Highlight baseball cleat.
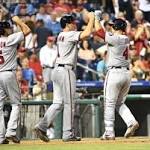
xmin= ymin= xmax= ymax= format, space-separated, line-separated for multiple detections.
xmin=0 ymin=139 xmax=9 ymax=144
xmin=63 ymin=136 xmax=81 ymax=142
xmin=124 ymin=121 xmax=139 ymax=138
xmin=101 ymin=131 xmax=115 ymax=140
xmin=6 ymin=135 xmax=20 ymax=143
xmin=34 ymin=127 xmax=49 ymax=142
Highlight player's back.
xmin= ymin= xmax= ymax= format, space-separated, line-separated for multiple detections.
xmin=56 ymin=31 xmax=81 ymax=67
xmin=105 ymin=32 xmax=130 ymax=68
xmin=0 ymin=32 xmax=24 ymax=71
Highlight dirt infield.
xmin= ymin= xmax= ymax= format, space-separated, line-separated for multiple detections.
xmin=21 ymin=137 xmax=150 ymax=145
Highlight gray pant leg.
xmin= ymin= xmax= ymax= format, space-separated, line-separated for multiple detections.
xmin=37 ymin=103 xmax=63 ymax=132
xmin=37 ymin=72 xmax=63 ymax=132
xmin=0 ymin=102 xmax=5 ymax=143
xmin=0 ymin=73 xmax=8 ymax=142
xmin=4 ymin=72 xmax=21 ymax=136
xmin=104 ymin=71 xmax=120 ymax=131
xmin=116 ymin=75 xmax=136 ymax=127
xmin=62 ymin=70 xmax=76 ymax=139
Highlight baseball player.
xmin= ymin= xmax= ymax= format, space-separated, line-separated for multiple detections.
xmin=34 ymin=12 xmax=95 ymax=142
xmin=94 ymin=11 xmax=139 ymax=140
xmin=0 ymin=16 xmax=31 ymax=144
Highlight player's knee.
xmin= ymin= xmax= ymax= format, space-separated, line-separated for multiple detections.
xmin=115 ymin=102 xmax=123 ymax=112
xmin=11 ymin=104 xmax=21 ymax=110
xmin=53 ymin=103 xmax=63 ymax=111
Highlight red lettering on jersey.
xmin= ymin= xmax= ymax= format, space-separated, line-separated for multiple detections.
xmin=59 ymin=36 xmax=64 ymax=42
xmin=0 ymin=50 xmax=5 ymax=64
xmin=0 ymin=42 xmax=6 ymax=48
xmin=123 ymin=48 xmax=128 ymax=60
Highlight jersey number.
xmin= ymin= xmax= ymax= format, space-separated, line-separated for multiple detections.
xmin=0 ymin=50 xmax=5 ymax=64
xmin=123 ymin=48 xmax=128 ymax=60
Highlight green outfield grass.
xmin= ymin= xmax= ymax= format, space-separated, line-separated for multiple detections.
xmin=1 ymin=138 xmax=150 ymax=150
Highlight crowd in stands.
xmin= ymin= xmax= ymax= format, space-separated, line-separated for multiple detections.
xmin=1 ymin=0 xmax=150 ymax=100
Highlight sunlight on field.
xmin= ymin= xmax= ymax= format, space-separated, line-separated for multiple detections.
xmin=1 ymin=137 xmax=150 ymax=150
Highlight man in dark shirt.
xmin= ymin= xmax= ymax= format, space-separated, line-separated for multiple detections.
xmin=34 ymin=19 xmax=52 ymax=50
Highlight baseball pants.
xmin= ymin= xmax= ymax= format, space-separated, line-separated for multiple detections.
xmin=104 ymin=68 xmax=137 ymax=132
xmin=36 ymin=65 xmax=76 ymax=139
xmin=0 ymin=71 xmax=21 ymax=143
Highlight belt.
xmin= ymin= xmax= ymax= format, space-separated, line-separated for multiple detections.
xmin=110 ymin=66 xmax=129 ymax=70
xmin=42 ymin=66 xmax=54 ymax=69
xmin=0 ymin=70 xmax=14 ymax=72
xmin=57 ymin=64 xmax=74 ymax=70
xmin=58 ymin=64 xmax=65 ymax=67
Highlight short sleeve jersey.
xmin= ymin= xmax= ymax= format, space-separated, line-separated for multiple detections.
xmin=105 ymin=32 xmax=130 ymax=68
xmin=0 ymin=32 xmax=24 ymax=71
xmin=56 ymin=31 xmax=81 ymax=67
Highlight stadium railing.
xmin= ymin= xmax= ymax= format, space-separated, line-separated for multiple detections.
xmin=5 ymin=94 xmax=150 ymax=139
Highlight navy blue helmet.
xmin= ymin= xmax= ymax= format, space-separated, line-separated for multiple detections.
xmin=60 ymin=14 xmax=75 ymax=29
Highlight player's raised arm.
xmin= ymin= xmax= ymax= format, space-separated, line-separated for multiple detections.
xmin=79 ymin=12 xmax=95 ymax=40
xmin=12 ymin=16 xmax=31 ymax=36
xmin=94 ymin=10 xmax=102 ymax=31
xmin=94 ymin=10 xmax=105 ymax=39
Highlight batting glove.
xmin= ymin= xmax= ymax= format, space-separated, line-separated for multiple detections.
xmin=94 ymin=10 xmax=102 ymax=21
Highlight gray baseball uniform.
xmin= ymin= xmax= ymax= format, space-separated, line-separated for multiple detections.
xmin=103 ymin=32 xmax=137 ymax=133
xmin=0 ymin=32 xmax=24 ymax=143
xmin=36 ymin=31 xmax=81 ymax=139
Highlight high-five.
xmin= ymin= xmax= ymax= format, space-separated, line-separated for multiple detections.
xmin=94 ymin=11 xmax=139 ymax=140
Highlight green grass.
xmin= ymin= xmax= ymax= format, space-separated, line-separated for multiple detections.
xmin=1 ymin=138 xmax=150 ymax=150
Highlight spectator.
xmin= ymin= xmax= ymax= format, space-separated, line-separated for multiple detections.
xmin=104 ymin=21 xmax=113 ymax=32
xmin=100 ymin=12 xmax=110 ymax=29
xmin=96 ymin=44 xmax=107 ymax=81
xmin=78 ymin=40 xmax=96 ymax=80
xmin=36 ymin=4 xmax=51 ymax=28
xmin=138 ymin=0 xmax=150 ymax=22
xmin=21 ymin=57 xmax=37 ymax=97
xmin=34 ymin=19 xmax=53 ymax=50
xmin=131 ymin=0 xmax=139 ymax=12
xmin=32 ymin=75 xmax=43 ymax=101
xmin=46 ymin=11 xmax=62 ymax=36
xmin=13 ymin=0 xmax=36 ymax=16
xmin=45 ymin=3 xmax=54 ymax=15
xmin=130 ymin=10 xmax=150 ymax=56
xmin=16 ymin=69 xmax=30 ymax=100
xmin=29 ymin=53 xmax=42 ymax=78
xmin=118 ymin=0 xmax=134 ymax=21
xmin=39 ymin=36 xmax=57 ymax=98
xmin=133 ymin=54 xmax=150 ymax=79
xmin=131 ymin=58 xmax=146 ymax=80
xmin=54 ymin=0 xmax=71 ymax=13
xmin=17 ymin=47 xmax=27 ymax=68
xmin=90 ymin=32 xmax=104 ymax=51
